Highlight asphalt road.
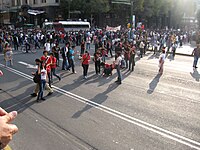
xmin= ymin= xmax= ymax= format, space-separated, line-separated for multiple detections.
xmin=0 ymin=45 xmax=200 ymax=150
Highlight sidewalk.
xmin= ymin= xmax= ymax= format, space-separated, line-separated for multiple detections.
xmin=148 ymin=42 xmax=196 ymax=57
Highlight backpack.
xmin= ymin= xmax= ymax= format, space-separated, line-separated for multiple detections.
xmin=33 ymin=71 xmax=41 ymax=83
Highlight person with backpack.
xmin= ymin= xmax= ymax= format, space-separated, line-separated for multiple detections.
xmin=114 ymin=52 xmax=122 ymax=84
xmin=81 ymin=51 xmax=91 ymax=79
xmin=31 ymin=59 xmax=53 ymax=97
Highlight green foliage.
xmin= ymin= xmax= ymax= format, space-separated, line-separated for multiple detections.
xmin=60 ymin=0 xmax=197 ymax=28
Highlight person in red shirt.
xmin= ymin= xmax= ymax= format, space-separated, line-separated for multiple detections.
xmin=49 ymin=53 xmax=61 ymax=82
xmin=82 ymin=51 xmax=90 ymax=79
xmin=41 ymin=50 xmax=52 ymax=87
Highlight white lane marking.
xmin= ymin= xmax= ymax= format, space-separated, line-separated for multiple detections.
xmin=18 ymin=61 xmax=37 ymax=69
xmin=0 ymin=52 xmax=21 ymax=56
xmin=1 ymin=64 xmax=200 ymax=150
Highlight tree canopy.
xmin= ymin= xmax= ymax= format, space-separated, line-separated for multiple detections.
xmin=60 ymin=0 xmax=197 ymax=27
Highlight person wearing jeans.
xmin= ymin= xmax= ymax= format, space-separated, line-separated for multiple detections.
xmin=37 ymin=61 xmax=47 ymax=102
xmin=94 ymin=50 xmax=101 ymax=75
xmin=192 ymin=45 xmax=200 ymax=69
xmin=49 ymin=53 xmax=61 ymax=82
xmin=82 ymin=51 xmax=90 ymax=79
xmin=114 ymin=53 xmax=122 ymax=84
xmin=67 ymin=46 xmax=77 ymax=74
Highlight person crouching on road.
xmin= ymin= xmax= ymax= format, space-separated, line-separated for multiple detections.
xmin=114 ymin=52 xmax=122 ymax=84
xmin=37 ymin=61 xmax=47 ymax=102
xmin=49 ymin=53 xmax=61 ymax=82
xmin=82 ymin=51 xmax=90 ymax=79
xmin=158 ymin=48 xmax=166 ymax=75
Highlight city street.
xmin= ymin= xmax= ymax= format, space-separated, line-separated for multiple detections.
xmin=0 ymin=45 xmax=200 ymax=150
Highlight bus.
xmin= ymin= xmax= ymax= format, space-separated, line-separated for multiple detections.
xmin=44 ymin=21 xmax=90 ymax=32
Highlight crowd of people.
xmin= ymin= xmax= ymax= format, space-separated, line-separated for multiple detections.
xmin=0 ymin=27 xmax=200 ymax=101
xmin=0 ymin=26 xmax=200 ymax=148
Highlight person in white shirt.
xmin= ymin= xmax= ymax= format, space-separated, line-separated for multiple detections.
xmin=158 ymin=48 xmax=166 ymax=75
xmin=114 ymin=52 xmax=122 ymax=84
xmin=86 ymin=36 xmax=91 ymax=50
xmin=44 ymin=40 xmax=51 ymax=52
xmin=37 ymin=61 xmax=47 ymax=102
xmin=139 ymin=40 xmax=145 ymax=58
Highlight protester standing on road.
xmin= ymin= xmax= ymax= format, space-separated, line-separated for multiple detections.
xmin=82 ymin=51 xmax=90 ymax=79
xmin=0 ymin=108 xmax=18 ymax=149
xmin=67 ymin=45 xmax=77 ymax=74
xmin=80 ymin=39 xmax=85 ymax=57
xmin=158 ymin=48 xmax=166 ymax=75
xmin=192 ymin=44 xmax=200 ymax=69
xmin=52 ymin=44 xmax=60 ymax=67
xmin=44 ymin=40 xmax=51 ymax=53
xmin=129 ymin=44 xmax=136 ymax=72
xmin=37 ymin=61 xmax=47 ymax=102
xmin=61 ymin=42 xmax=69 ymax=70
xmin=139 ymin=40 xmax=145 ymax=58
xmin=86 ymin=36 xmax=91 ymax=51
xmin=41 ymin=51 xmax=52 ymax=87
xmin=13 ymin=34 xmax=19 ymax=51
xmin=49 ymin=53 xmax=61 ymax=82
xmin=31 ymin=59 xmax=53 ymax=97
xmin=4 ymin=43 xmax=13 ymax=67
xmin=94 ymin=50 xmax=101 ymax=75
xmin=114 ymin=52 xmax=122 ymax=84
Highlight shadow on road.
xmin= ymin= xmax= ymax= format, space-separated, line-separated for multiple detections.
xmin=190 ymin=69 xmax=200 ymax=82
xmin=71 ymin=83 xmax=119 ymax=118
xmin=0 ymin=86 xmax=36 ymax=114
xmin=147 ymin=74 xmax=161 ymax=94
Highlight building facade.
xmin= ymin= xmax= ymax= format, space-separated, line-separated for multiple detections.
xmin=1 ymin=0 xmax=60 ymax=27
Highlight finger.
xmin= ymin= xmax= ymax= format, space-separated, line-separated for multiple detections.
xmin=0 ymin=107 xmax=8 ymax=116
xmin=9 ymin=124 xmax=18 ymax=135
xmin=0 ymin=142 xmax=7 ymax=149
xmin=2 ymin=111 xmax=17 ymax=123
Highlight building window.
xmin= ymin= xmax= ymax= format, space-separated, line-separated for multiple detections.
xmin=25 ymin=0 xmax=28 ymax=4
xmin=42 ymin=0 xmax=46 ymax=3
xmin=55 ymin=0 xmax=59 ymax=3
xmin=34 ymin=0 xmax=37 ymax=4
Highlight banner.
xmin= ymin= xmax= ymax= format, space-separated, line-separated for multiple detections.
xmin=106 ymin=25 xmax=121 ymax=32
